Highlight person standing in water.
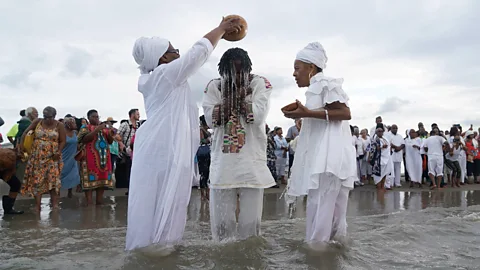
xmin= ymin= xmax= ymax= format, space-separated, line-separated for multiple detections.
xmin=202 ymin=48 xmax=275 ymax=241
xmin=283 ymin=42 xmax=356 ymax=248
xmin=125 ymin=17 xmax=242 ymax=251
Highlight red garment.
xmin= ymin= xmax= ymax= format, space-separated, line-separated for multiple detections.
xmin=465 ymin=141 xmax=480 ymax=160
xmin=79 ymin=124 xmax=113 ymax=190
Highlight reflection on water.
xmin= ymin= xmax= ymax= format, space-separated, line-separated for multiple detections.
xmin=1 ymin=190 xmax=480 ymax=269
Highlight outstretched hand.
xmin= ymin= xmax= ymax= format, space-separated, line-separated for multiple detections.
xmin=283 ymin=100 xmax=310 ymax=119
xmin=219 ymin=17 xmax=241 ymax=35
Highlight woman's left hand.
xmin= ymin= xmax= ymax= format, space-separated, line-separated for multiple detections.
xmin=283 ymin=100 xmax=309 ymax=119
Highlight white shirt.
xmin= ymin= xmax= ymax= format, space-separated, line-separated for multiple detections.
xmin=274 ymin=135 xmax=288 ymax=158
xmin=202 ymin=75 xmax=275 ymax=189
xmin=423 ymin=135 xmax=446 ymax=157
xmin=354 ymin=136 xmax=364 ymax=156
xmin=446 ymin=144 xmax=461 ymax=161
xmin=389 ymin=133 xmax=405 ymax=163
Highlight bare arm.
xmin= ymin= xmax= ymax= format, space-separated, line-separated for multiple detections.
xmin=19 ymin=119 xmax=41 ymax=150
xmin=304 ymin=102 xmax=351 ymax=121
xmin=57 ymin=123 xmax=66 ymax=152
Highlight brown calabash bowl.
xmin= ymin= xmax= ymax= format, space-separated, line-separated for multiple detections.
xmin=223 ymin=15 xmax=248 ymax=42
xmin=281 ymin=102 xmax=298 ymax=112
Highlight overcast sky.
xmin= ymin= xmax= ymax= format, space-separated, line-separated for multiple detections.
xmin=1 ymin=0 xmax=479 ymax=138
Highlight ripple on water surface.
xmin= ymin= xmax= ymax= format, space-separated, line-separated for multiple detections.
xmin=0 ymin=190 xmax=479 ymax=269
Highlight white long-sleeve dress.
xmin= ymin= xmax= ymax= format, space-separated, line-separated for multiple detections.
xmin=405 ymin=137 xmax=423 ymax=183
xmin=126 ymin=38 xmax=214 ymax=251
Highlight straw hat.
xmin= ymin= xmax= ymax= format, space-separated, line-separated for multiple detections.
xmin=106 ymin=117 xmax=117 ymax=124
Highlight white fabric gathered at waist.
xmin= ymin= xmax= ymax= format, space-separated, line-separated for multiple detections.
xmin=287 ymin=172 xmax=354 ymax=197
xmin=210 ymin=182 xmax=275 ymax=189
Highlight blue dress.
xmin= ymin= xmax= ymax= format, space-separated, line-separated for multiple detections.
xmin=61 ymin=133 xmax=80 ymax=190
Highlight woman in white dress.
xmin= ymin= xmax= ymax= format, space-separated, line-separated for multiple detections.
xmin=282 ymin=42 xmax=356 ymax=247
xmin=404 ymin=129 xmax=423 ymax=187
xmin=368 ymin=125 xmax=394 ymax=191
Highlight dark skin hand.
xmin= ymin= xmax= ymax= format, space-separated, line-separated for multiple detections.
xmin=81 ymin=123 xmax=114 ymax=145
xmin=283 ymin=100 xmax=351 ymax=121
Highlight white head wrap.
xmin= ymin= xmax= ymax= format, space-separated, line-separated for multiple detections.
xmin=132 ymin=37 xmax=170 ymax=74
xmin=465 ymin=130 xmax=474 ymax=138
xmin=295 ymin=42 xmax=328 ymax=70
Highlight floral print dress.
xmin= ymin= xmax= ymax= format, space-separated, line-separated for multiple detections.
xmin=22 ymin=121 xmax=63 ymax=196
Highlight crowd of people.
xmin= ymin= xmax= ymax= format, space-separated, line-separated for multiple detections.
xmin=0 ymin=107 xmax=143 ymax=213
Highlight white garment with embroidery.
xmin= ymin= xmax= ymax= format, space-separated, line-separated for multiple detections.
xmin=288 ymin=73 xmax=356 ymax=197
xmin=202 ymin=75 xmax=275 ymax=189
xmin=126 ymin=38 xmax=214 ymax=251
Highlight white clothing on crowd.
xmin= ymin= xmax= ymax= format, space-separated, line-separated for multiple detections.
xmin=274 ymin=135 xmax=289 ymax=178
xmin=372 ymin=136 xmax=394 ymax=185
xmin=126 ymin=38 xmax=214 ymax=251
xmin=423 ymin=135 xmax=446 ymax=177
xmin=389 ymin=133 xmax=404 ymax=187
xmin=449 ymin=136 xmax=466 ymax=183
xmin=287 ymin=66 xmax=356 ymax=245
xmin=405 ymin=137 xmax=423 ymax=183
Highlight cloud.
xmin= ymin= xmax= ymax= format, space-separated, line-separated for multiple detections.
xmin=61 ymin=46 xmax=94 ymax=77
xmin=1 ymin=0 xmax=480 ymax=137
xmin=376 ymin=97 xmax=410 ymax=115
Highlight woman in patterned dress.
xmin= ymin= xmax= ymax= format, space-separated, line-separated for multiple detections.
xmin=77 ymin=109 xmax=114 ymax=205
xmin=20 ymin=106 xmax=66 ymax=211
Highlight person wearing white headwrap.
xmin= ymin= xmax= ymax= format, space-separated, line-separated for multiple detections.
xmin=405 ymin=129 xmax=423 ymax=187
xmin=126 ymin=17 xmax=242 ymax=251
xmin=282 ymin=42 xmax=356 ymax=248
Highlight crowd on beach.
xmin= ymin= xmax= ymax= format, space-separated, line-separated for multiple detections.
xmin=1 ymin=106 xmax=480 ymax=215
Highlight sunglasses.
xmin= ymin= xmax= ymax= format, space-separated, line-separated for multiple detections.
xmin=166 ymin=49 xmax=179 ymax=54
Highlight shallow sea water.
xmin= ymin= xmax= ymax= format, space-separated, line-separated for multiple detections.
xmin=1 ymin=189 xmax=479 ymax=270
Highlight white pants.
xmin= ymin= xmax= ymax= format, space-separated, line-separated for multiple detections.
xmin=393 ymin=162 xmax=402 ymax=187
xmin=459 ymin=153 xmax=466 ymax=183
xmin=428 ymin=155 xmax=444 ymax=177
xmin=306 ymin=185 xmax=350 ymax=244
xmin=276 ymin=157 xmax=287 ymax=178
xmin=210 ymin=188 xmax=264 ymax=241
xmin=360 ymin=158 xmax=371 ymax=177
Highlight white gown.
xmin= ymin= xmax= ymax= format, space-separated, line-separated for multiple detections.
xmin=126 ymin=38 xmax=214 ymax=251
xmin=405 ymin=137 xmax=423 ymax=183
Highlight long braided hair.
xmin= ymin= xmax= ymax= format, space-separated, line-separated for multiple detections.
xmin=218 ymin=48 xmax=252 ymax=126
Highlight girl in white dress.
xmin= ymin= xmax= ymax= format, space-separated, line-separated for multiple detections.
xmin=405 ymin=129 xmax=423 ymax=187
xmin=282 ymin=42 xmax=356 ymax=247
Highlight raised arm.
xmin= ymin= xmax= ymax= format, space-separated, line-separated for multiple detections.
xmin=164 ymin=18 xmax=242 ymax=86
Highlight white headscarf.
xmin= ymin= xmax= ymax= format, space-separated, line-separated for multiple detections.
xmin=295 ymin=42 xmax=328 ymax=70
xmin=132 ymin=37 xmax=170 ymax=75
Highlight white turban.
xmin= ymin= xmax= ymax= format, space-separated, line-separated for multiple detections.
xmin=295 ymin=42 xmax=328 ymax=70
xmin=132 ymin=37 xmax=170 ymax=74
